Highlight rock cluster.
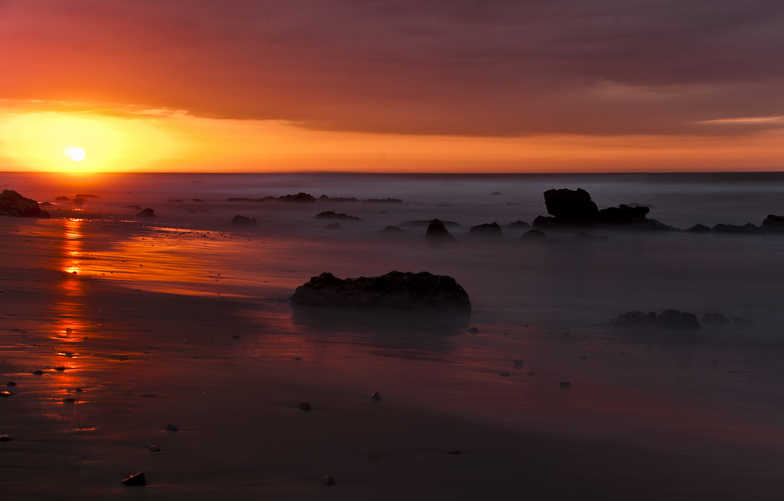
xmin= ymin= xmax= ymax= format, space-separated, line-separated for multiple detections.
xmin=230 ymin=215 xmax=257 ymax=226
xmin=314 ymin=211 xmax=361 ymax=221
xmin=291 ymin=271 xmax=471 ymax=313
xmin=0 ymin=190 xmax=50 ymax=218
xmin=467 ymin=222 xmax=503 ymax=238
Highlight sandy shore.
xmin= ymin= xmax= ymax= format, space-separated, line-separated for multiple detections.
xmin=2 ymin=217 xmax=784 ymax=499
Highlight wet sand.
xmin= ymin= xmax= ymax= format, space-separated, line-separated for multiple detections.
xmin=2 ymin=217 xmax=784 ymax=499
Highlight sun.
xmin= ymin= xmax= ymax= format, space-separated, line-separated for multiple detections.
xmin=66 ymin=147 xmax=86 ymax=162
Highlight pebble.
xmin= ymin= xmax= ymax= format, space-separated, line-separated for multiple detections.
xmin=6 ymin=382 xmax=15 ymax=387
xmin=320 ymin=475 xmax=335 ymax=486
xmin=513 ymin=360 xmax=524 ymax=370
xmin=122 ymin=471 xmax=146 ymax=486
xmin=500 ymin=372 xmax=510 ymax=377
xmin=33 ymin=370 xmax=43 ymax=375
xmin=447 ymin=450 xmax=460 ymax=455
xmin=63 ymin=398 xmax=75 ymax=403
xmin=297 ymin=402 xmax=311 ymax=411
xmin=166 ymin=423 xmax=179 ymax=432
xmin=559 ymin=381 xmax=572 ymax=389
xmin=371 ymin=391 xmax=381 ymax=401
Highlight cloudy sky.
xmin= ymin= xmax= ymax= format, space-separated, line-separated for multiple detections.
xmin=1 ymin=0 xmax=783 ymax=172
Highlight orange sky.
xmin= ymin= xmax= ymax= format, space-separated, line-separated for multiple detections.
xmin=1 ymin=1 xmax=783 ymax=173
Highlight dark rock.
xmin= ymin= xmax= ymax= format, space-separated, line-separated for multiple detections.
xmin=761 ymin=214 xmax=784 ymax=233
xmin=39 ymin=201 xmax=51 ymax=206
xmin=63 ymin=397 xmax=75 ymax=403
xmin=401 ymin=220 xmax=460 ymax=228
xmin=122 ymin=471 xmax=146 ymax=486
xmin=314 ymin=211 xmax=361 ymax=221
xmin=371 ymin=391 xmax=381 ymax=401
xmin=127 ymin=205 xmax=142 ymax=210
xmin=292 ymin=271 xmax=471 ymax=313
xmin=513 ymin=360 xmax=524 ymax=370
xmin=136 ymin=208 xmax=155 ymax=217
xmin=505 ymin=220 xmax=531 ymax=229
xmin=0 ymin=391 xmax=11 ymax=397
xmin=447 ymin=450 xmax=460 ymax=455
xmin=168 ymin=199 xmax=184 ymax=203
xmin=0 ymin=435 xmax=11 ymax=442
xmin=559 ymin=381 xmax=571 ymax=389
xmin=0 ymin=190 xmax=50 ymax=218
xmin=467 ymin=222 xmax=503 ymax=238
xmin=279 ymin=192 xmax=316 ymax=203
xmin=701 ymin=313 xmax=729 ymax=326
xmin=521 ymin=229 xmax=547 ymax=240
xmin=611 ymin=311 xmax=657 ymax=327
xmin=55 ymin=196 xmax=71 ymax=201
xmin=686 ymin=224 xmax=712 ymax=233
xmin=33 ymin=370 xmax=43 ymax=375
xmin=380 ymin=225 xmax=407 ymax=234
xmin=657 ymin=310 xmax=700 ymax=330
xmin=712 ymin=223 xmax=764 ymax=235
xmin=297 ymin=402 xmax=311 ymax=411
xmin=426 ymin=219 xmax=457 ymax=243
xmin=490 ymin=192 xmax=502 ymax=195
xmin=193 ymin=199 xmax=204 ymax=202
xmin=733 ymin=317 xmax=754 ymax=327
xmin=6 ymin=382 xmax=16 ymax=387
xmin=365 ymin=198 xmax=402 ymax=204
xmin=319 ymin=195 xmax=359 ymax=202
xmin=574 ymin=232 xmax=608 ymax=241
xmin=75 ymin=193 xmax=98 ymax=198
xmin=544 ymin=188 xmax=598 ymax=221
xmin=500 ymin=372 xmax=510 ymax=377
xmin=230 ymin=215 xmax=257 ymax=226
xmin=467 ymin=327 xmax=479 ymax=334
xmin=323 ymin=222 xmax=341 ymax=230
xmin=232 ymin=335 xmax=240 ymax=339
xmin=149 ymin=446 xmax=160 ymax=452
xmin=321 ymin=475 xmax=335 ymax=486
xmin=72 ymin=198 xmax=85 ymax=206
xmin=54 ymin=366 xmax=66 ymax=371
xmin=165 ymin=423 xmax=178 ymax=432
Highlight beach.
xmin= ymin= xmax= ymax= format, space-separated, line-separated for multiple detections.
xmin=2 ymin=173 xmax=784 ymax=499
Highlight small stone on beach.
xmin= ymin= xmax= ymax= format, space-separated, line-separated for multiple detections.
xmin=320 ymin=475 xmax=335 ymax=486
xmin=122 ymin=471 xmax=146 ymax=486
xmin=166 ymin=423 xmax=179 ymax=432
xmin=559 ymin=381 xmax=572 ymax=389
xmin=6 ymin=382 xmax=15 ymax=387
xmin=297 ymin=402 xmax=311 ymax=411
xmin=371 ymin=391 xmax=381 ymax=401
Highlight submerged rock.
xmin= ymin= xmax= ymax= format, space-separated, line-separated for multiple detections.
xmin=136 ymin=208 xmax=155 ymax=217
xmin=505 ymin=220 xmax=531 ymax=229
xmin=426 ymin=219 xmax=457 ymax=243
xmin=230 ymin=215 xmax=257 ymax=226
xmin=0 ymin=190 xmax=50 ymax=218
xmin=291 ymin=271 xmax=471 ymax=313
xmin=467 ymin=222 xmax=503 ymax=238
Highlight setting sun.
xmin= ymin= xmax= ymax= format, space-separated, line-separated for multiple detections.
xmin=66 ymin=146 xmax=86 ymax=162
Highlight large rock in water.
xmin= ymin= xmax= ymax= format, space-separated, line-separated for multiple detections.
xmin=467 ymin=222 xmax=503 ymax=238
xmin=542 ymin=188 xmax=598 ymax=221
xmin=291 ymin=271 xmax=471 ymax=313
xmin=761 ymin=215 xmax=784 ymax=233
xmin=0 ymin=190 xmax=50 ymax=218
xmin=426 ymin=219 xmax=457 ymax=243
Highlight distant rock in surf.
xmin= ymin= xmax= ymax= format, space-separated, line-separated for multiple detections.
xmin=380 ymin=226 xmax=407 ymax=234
xmin=291 ymin=271 xmax=471 ymax=313
xmin=72 ymin=198 xmax=85 ymax=206
xmin=505 ymin=220 xmax=531 ymax=229
xmin=323 ymin=222 xmax=341 ymax=230
xmin=490 ymin=192 xmax=502 ymax=195
xmin=401 ymin=219 xmax=461 ymax=228
xmin=426 ymin=219 xmax=457 ymax=243
xmin=686 ymin=224 xmax=712 ymax=233
xmin=612 ymin=310 xmax=699 ymax=330
xmin=532 ymin=188 xmax=675 ymax=231
xmin=230 ymin=215 xmax=257 ymax=226
xmin=136 ymin=208 xmax=155 ymax=217
xmin=0 ymin=190 xmax=50 ymax=218
xmin=701 ymin=313 xmax=729 ymax=326
xmin=762 ymin=214 xmax=784 ymax=233
xmin=318 ymin=195 xmax=359 ymax=202
xmin=521 ymin=229 xmax=547 ymax=240
xmin=55 ymin=196 xmax=71 ymax=201
xmin=365 ymin=198 xmax=402 ymax=204
xmin=467 ymin=222 xmax=503 ymax=238
xmin=279 ymin=192 xmax=316 ymax=203
xmin=75 ymin=193 xmax=98 ymax=198
xmin=314 ymin=211 xmax=361 ymax=221
xmin=712 ymin=223 xmax=764 ymax=235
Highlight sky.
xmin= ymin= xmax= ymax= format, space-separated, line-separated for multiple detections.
xmin=1 ymin=0 xmax=783 ymax=173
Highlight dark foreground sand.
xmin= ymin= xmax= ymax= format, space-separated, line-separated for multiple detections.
xmin=2 ymin=218 xmax=783 ymax=500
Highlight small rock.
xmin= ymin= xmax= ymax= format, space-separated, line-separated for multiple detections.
xmin=500 ymin=372 xmax=510 ymax=377
xmin=148 ymin=446 xmax=160 ymax=452
xmin=294 ymin=357 xmax=302 ymax=361
xmin=521 ymin=229 xmax=547 ymax=240
xmin=513 ymin=360 xmax=524 ymax=370
xmin=166 ymin=423 xmax=179 ymax=432
xmin=371 ymin=391 xmax=381 ymax=401
xmin=447 ymin=450 xmax=460 ymax=455
xmin=0 ymin=391 xmax=11 ymax=397
xmin=467 ymin=327 xmax=479 ymax=334
xmin=33 ymin=370 xmax=43 ymax=375
xmin=297 ymin=402 xmax=311 ymax=411
xmin=6 ymin=382 xmax=16 ymax=387
xmin=0 ymin=435 xmax=11 ymax=442
xmin=63 ymin=397 xmax=75 ymax=403
xmin=75 ymin=388 xmax=84 ymax=392
xmin=54 ymin=367 xmax=66 ymax=371
xmin=320 ymin=475 xmax=335 ymax=486
xmin=122 ymin=471 xmax=146 ymax=486
xmin=232 ymin=335 xmax=240 ymax=339
xmin=559 ymin=381 xmax=572 ymax=389
xmin=136 ymin=208 xmax=155 ymax=217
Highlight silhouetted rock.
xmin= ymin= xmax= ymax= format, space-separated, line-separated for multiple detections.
xmin=297 ymin=402 xmax=311 ymax=411
xmin=712 ymin=223 xmax=764 ymax=235
xmin=323 ymin=222 xmax=341 ymax=230
xmin=490 ymin=192 xmax=502 ymax=195
xmin=761 ymin=214 xmax=784 ymax=233
xmin=75 ymin=193 xmax=98 ymax=198
xmin=657 ymin=310 xmax=700 ymax=330
xmin=279 ymin=192 xmax=316 ymax=203
xmin=0 ymin=435 xmax=10 ymax=441
xmin=611 ymin=311 xmax=657 ymax=327
xmin=468 ymin=222 xmax=503 ymax=238
xmin=72 ymin=198 xmax=85 ymax=206
xmin=230 ymin=215 xmax=257 ymax=226
xmin=122 ymin=471 xmax=146 ymax=486
xmin=127 ymin=205 xmax=142 ymax=211
xmin=426 ymin=219 xmax=457 ymax=243
xmin=686 ymin=224 xmax=712 ymax=233
xmin=574 ymin=232 xmax=608 ymax=241
xmin=701 ymin=313 xmax=729 ymax=326
xmin=521 ymin=229 xmax=547 ymax=240
xmin=380 ymin=226 xmax=407 ymax=234
xmin=371 ymin=391 xmax=381 ymax=401
xmin=291 ymin=271 xmax=471 ymax=313
xmin=544 ymin=188 xmax=598 ymax=221
xmin=0 ymin=190 xmax=50 ymax=218
xmin=314 ymin=211 xmax=361 ymax=220
xmin=401 ymin=219 xmax=460 ymax=228
xmin=165 ymin=423 xmax=178 ymax=432
xmin=55 ymin=196 xmax=71 ymax=201
xmin=559 ymin=381 xmax=572 ymax=389
xmin=6 ymin=382 xmax=15 ymax=387
xmin=40 ymin=201 xmax=51 ymax=206
xmin=319 ymin=195 xmax=359 ymax=202
xmin=136 ymin=208 xmax=155 ymax=217
xmin=365 ymin=198 xmax=402 ymax=204
xmin=733 ymin=317 xmax=754 ymax=327
xmin=447 ymin=450 xmax=460 ymax=455
xmin=505 ymin=220 xmax=531 ymax=229
xmin=320 ymin=475 xmax=335 ymax=485
xmin=500 ymin=372 xmax=510 ymax=377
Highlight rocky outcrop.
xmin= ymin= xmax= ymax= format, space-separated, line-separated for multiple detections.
xmin=314 ymin=211 xmax=361 ymax=221
xmin=701 ymin=313 xmax=729 ymax=326
xmin=0 ymin=190 xmax=50 ymax=218
xmin=136 ymin=208 xmax=155 ymax=217
xmin=532 ymin=188 xmax=675 ymax=231
xmin=279 ymin=192 xmax=316 ymax=203
xmin=380 ymin=226 xmax=407 ymax=234
xmin=291 ymin=271 xmax=471 ymax=313
xmin=686 ymin=224 xmax=712 ymax=233
xmin=426 ymin=219 xmax=457 ymax=243
xmin=505 ymin=220 xmax=531 ymax=229
xmin=467 ymin=222 xmax=503 ymax=238
xmin=612 ymin=309 xmax=700 ymax=330
xmin=401 ymin=220 xmax=460 ymax=228
xmin=230 ymin=215 xmax=257 ymax=226
xmin=323 ymin=222 xmax=341 ymax=230
xmin=762 ymin=215 xmax=784 ymax=233
xmin=712 ymin=223 xmax=764 ymax=235
xmin=521 ymin=229 xmax=547 ymax=240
